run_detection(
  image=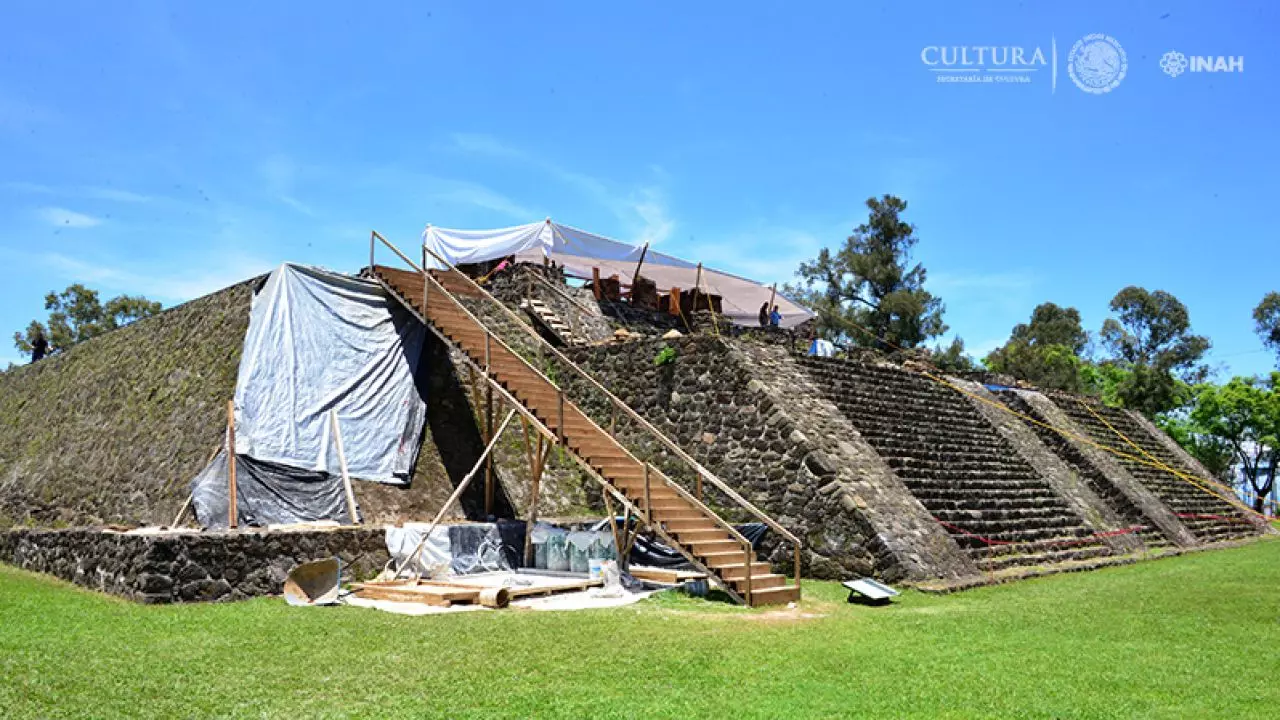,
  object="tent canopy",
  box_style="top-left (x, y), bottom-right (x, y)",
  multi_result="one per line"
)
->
top-left (422, 220), bottom-right (813, 329)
